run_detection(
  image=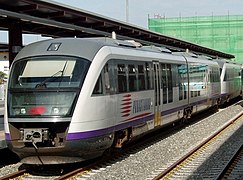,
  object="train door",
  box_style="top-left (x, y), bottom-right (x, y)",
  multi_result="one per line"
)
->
top-left (153, 61), bottom-right (161, 127)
